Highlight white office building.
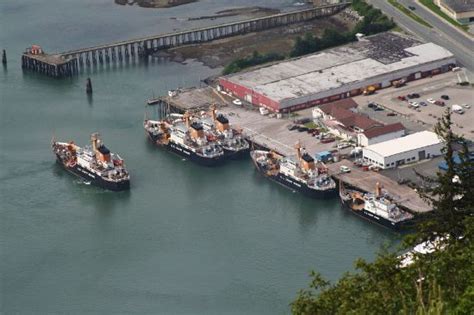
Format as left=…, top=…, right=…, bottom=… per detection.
left=362, top=131, right=443, bottom=169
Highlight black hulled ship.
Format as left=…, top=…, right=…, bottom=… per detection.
left=144, top=112, right=225, bottom=166
left=52, top=133, right=130, bottom=191
left=199, top=105, right=250, bottom=159
left=250, top=143, right=337, bottom=198
left=339, top=182, right=414, bottom=230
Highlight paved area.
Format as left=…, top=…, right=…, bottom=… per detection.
left=353, top=71, right=474, bottom=140
left=327, top=159, right=432, bottom=213
left=380, top=156, right=443, bottom=187
left=219, top=106, right=338, bottom=157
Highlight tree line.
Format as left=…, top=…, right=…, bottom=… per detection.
left=223, top=0, right=396, bottom=75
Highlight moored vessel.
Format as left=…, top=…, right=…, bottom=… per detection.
left=144, top=112, right=225, bottom=166
left=339, top=182, right=415, bottom=230
left=199, top=105, right=250, bottom=159
left=52, top=133, right=130, bottom=191
left=250, top=143, right=337, bottom=198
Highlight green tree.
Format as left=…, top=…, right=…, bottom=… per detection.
left=291, top=111, right=474, bottom=314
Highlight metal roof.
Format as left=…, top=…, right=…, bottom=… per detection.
left=363, top=131, right=443, bottom=158
left=223, top=33, right=454, bottom=104
left=441, top=0, right=474, bottom=13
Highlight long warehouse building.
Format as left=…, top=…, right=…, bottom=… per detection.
left=219, top=32, right=456, bottom=112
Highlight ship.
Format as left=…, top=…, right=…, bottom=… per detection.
left=52, top=133, right=130, bottom=191
left=144, top=112, right=225, bottom=166
left=339, top=182, right=415, bottom=230
left=199, top=105, right=250, bottom=159
left=250, top=143, right=337, bottom=198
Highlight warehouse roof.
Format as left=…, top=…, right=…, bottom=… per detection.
left=363, top=131, right=442, bottom=158
left=223, top=33, right=454, bottom=104
left=440, top=0, right=474, bottom=13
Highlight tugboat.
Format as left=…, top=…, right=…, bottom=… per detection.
left=144, top=112, right=225, bottom=166
left=250, top=143, right=337, bottom=198
left=52, top=133, right=130, bottom=191
left=339, top=182, right=415, bottom=230
left=199, top=105, right=250, bottom=159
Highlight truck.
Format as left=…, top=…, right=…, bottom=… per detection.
left=363, top=86, right=376, bottom=95
left=393, top=79, right=406, bottom=88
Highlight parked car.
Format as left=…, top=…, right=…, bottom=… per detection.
left=397, top=95, right=407, bottom=101
left=287, top=124, right=298, bottom=131
left=373, top=105, right=384, bottom=111
left=294, top=118, right=311, bottom=124
left=321, top=137, right=336, bottom=144
left=340, top=165, right=351, bottom=173
left=434, top=100, right=445, bottom=106
left=368, top=102, right=377, bottom=108
left=462, top=104, right=471, bottom=109
left=408, top=5, right=416, bottom=10
left=409, top=101, right=419, bottom=108
left=297, top=126, right=308, bottom=132
left=337, top=142, right=352, bottom=149
left=407, top=93, right=420, bottom=99
left=441, top=95, right=449, bottom=100
left=427, top=98, right=436, bottom=104
left=387, top=112, right=396, bottom=116
left=232, top=99, right=242, bottom=106
left=419, top=101, right=427, bottom=106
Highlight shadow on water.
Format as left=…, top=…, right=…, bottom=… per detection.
left=87, top=93, right=93, bottom=106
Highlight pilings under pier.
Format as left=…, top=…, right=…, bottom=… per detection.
left=21, top=52, right=78, bottom=78
left=20, top=2, right=350, bottom=77
left=2, top=49, right=6, bottom=65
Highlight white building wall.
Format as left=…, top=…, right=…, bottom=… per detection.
left=362, top=142, right=443, bottom=169
left=357, top=130, right=406, bottom=147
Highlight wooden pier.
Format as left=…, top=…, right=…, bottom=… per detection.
left=20, top=2, right=349, bottom=77
left=21, top=46, right=78, bottom=78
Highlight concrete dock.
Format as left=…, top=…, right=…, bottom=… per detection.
left=160, top=86, right=433, bottom=214
left=326, top=160, right=432, bottom=214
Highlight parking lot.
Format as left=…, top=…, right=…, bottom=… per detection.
left=353, top=71, right=474, bottom=141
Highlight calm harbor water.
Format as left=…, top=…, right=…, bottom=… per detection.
left=1, top=1, right=399, bottom=314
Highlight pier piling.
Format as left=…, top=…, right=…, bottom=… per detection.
left=2, top=49, right=6, bottom=65
left=86, top=78, right=93, bottom=94
left=20, top=2, right=349, bottom=77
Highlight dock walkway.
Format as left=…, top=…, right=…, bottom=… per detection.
left=160, top=86, right=433, bottom=214
left=326, top=160, right=432, bottom=213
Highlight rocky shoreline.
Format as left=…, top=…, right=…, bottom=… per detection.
left=114, top=0, right=197, bottom=9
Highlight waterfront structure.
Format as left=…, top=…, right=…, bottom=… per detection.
left=22, top=45, right=78, bottom=78
left=219, top=32, right=456, bottom=112
left=20, top=3, right=348, bottom=78
left=312, top=99, right=405, bottom=145
left=362, top=131, right=443, bottom=169
left=434, top=0, right=474, bottom=25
